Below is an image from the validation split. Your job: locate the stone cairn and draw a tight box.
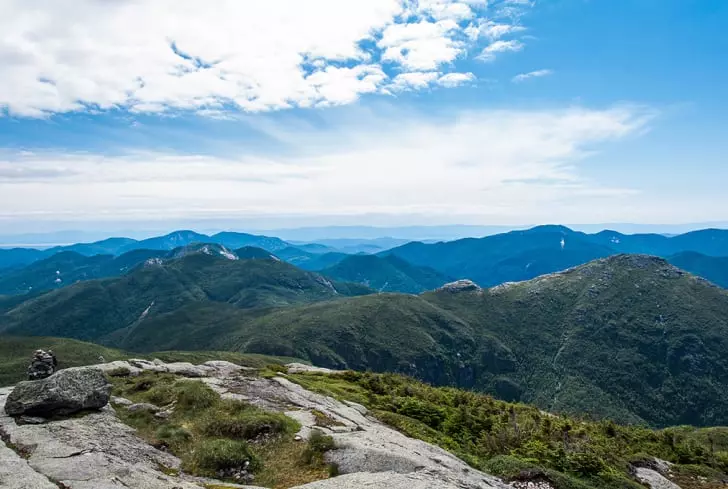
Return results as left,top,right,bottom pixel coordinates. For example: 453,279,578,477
27,349,57,381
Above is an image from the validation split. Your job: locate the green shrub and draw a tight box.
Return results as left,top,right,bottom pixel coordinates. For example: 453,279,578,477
202,410,297,440
674,463,725,479
311,409,344,428
483,455,538,479
185,439,259,474
396,397,446,428
145,383,176,405
174,381,218,413
156,424,192,448
567,450,606,476
302,429,336,464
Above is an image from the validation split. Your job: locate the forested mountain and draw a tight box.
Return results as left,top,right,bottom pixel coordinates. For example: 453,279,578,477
4,225,728,293
320,254,452,293
0,248,371,345
668,251,728,288
383,225,728,287
4,252,728,427
222,255,728,427
0,249,167,295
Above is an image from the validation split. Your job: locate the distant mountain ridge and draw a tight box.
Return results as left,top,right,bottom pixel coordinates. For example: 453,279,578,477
0,230,292,270
0,243,276,296
0,247,372,347
321,254,452,293
3,225,728,296
383,225,728,287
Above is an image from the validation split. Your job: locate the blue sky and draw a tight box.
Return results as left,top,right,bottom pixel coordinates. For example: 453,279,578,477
0,0,727,234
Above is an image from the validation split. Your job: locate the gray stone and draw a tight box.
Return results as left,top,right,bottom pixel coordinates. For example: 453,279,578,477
27,350,57,381
286,363,341,374
634,467,681,489
0,389,204,488
343,400,368,416
127,402,160,413
290,470,501,489
5,367,111,417
203,360,246,377
111,396,133,406
94,360,142,376
0,441,58,489
165,362,215,377
19,415,47,424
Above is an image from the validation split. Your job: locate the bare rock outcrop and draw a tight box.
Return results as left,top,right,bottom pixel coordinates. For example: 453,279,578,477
5,366,111,417
0,359,555,489
437,279,482,293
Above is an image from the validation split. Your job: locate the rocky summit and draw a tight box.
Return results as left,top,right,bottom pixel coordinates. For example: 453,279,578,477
0,360,510,489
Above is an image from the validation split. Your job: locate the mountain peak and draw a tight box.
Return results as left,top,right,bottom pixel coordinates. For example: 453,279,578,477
167,243,238,261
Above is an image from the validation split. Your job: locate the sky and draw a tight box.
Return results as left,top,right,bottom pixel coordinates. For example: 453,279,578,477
1,0,727,235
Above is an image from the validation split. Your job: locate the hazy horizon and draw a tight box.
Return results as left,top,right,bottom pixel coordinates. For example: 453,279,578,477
2,221,728,248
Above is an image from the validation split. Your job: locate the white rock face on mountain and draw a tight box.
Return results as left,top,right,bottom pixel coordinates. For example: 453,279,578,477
634,465,682,489
0,359,521,489
437,279,482,293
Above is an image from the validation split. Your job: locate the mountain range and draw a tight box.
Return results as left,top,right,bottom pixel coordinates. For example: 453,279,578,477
383,225,728,287
3,224,728,428
2,246,728,428
3,225,728,297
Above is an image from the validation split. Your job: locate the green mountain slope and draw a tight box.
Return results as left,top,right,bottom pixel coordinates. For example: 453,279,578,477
0,247,46,270
222,255,728,427
275,246,349,270
383,227,616,286
320,254,452,292
0,250,372,346
668,251,728,288
383,226,728,287
0,249,167,295
4,252,728,427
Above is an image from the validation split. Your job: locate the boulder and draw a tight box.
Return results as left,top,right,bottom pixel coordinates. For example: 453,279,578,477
112,396,133,406
634,468,681,489
4,367,112,417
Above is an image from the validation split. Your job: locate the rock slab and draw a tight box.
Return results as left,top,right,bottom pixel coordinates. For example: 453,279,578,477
5,366,112,417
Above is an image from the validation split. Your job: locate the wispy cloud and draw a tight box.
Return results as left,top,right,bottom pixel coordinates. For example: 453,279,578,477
512,69,554,83
0,106,654,223
0,0,534,118
477,40,525,62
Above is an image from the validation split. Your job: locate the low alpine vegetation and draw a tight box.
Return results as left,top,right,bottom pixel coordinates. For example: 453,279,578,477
110,371,333,488
289,370,728,489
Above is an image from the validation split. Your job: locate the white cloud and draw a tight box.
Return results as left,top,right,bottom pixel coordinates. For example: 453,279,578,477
0,0,535,117
388,71,474,91
437,72,476,87
477,40,525,62
390,72,443,91
378,20,464,71
478,21,527,40
0,106,655,224
512,69,554,83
